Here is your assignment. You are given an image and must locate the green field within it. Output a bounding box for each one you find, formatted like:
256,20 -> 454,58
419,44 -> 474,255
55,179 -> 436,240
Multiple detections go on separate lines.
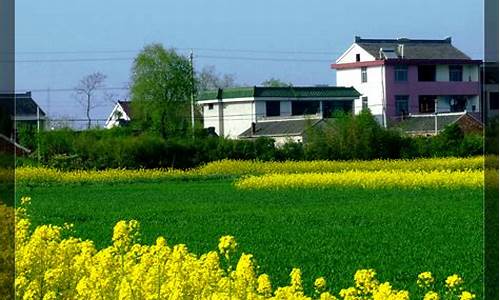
18,179 -> 483,296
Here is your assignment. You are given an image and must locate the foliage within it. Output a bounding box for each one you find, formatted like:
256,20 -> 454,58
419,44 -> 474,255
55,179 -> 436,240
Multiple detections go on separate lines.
33,110 -> 483,170
17,180 -> 483,297
234,170 -> 483,190
14,198 -> 478,299
304,110 -> 401,160
130,43 -> 193,138
261,78 -> 292,87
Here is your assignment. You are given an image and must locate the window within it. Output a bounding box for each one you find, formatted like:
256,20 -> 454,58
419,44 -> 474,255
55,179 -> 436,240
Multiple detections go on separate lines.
361,67 -> 368,83
394,65 -> 408,81
418,65 -> 436,81
322,100 -> 353,117
489,92 -> 499,110
449,65 -> 463,82
449,96 -> 467,112
208,103 -> 214,110
362,97 -> 368,110
395,95 -> 409,115
291,101 -> 320,115
419,96 -> 436,113
356,54 -> 361,62
265,101 -> 280,117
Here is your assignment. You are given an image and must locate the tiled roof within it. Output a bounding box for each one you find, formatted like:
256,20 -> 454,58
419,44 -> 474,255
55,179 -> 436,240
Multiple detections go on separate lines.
118,100 -> 132,118
198,86 -> 361,101
239,119 -> 322,138
391,113 -> 484,133
355,37 -> 471,60
0,92 -> 46,116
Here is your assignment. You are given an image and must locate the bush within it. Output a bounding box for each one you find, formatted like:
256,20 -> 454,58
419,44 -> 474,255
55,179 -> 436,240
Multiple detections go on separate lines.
35,112 -> 485,170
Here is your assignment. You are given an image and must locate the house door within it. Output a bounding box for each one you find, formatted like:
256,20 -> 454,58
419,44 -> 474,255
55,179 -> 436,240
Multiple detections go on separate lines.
419,96 -> 436,113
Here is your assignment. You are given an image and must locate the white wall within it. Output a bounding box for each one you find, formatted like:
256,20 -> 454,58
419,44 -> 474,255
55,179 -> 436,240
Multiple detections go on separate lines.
255,101 -> 266,119
466,96 -> 480,112
336,44 -> 376,64
436,65 -> 480,82
436,65 -> 449,81
105,104 -> 130,129
434,96 -> 480,113
202,103 -> 221,134
221,101 -> 255,138
463,65 -> 479,82
280,101 -> 292,116
336,66 -> 385,122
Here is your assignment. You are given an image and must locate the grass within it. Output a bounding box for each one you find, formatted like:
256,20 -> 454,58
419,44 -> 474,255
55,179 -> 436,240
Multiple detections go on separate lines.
17,180 -> 484,297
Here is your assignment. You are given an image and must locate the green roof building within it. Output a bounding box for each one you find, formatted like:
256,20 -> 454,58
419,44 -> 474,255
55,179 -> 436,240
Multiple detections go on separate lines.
196,86 -> 360,143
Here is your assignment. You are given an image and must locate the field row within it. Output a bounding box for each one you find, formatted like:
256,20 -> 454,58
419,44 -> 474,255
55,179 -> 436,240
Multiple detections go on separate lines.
14,199 -> 476,300
16,156 -> 485,185
235,170 -> 484,190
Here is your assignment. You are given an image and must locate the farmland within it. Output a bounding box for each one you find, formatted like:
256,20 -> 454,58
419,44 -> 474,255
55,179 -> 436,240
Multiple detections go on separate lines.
16,157 -> 484,298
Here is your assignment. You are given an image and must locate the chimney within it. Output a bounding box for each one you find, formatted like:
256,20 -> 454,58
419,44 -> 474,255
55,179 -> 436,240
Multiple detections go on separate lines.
251,122 -> 256,135
398,44 -> 405,58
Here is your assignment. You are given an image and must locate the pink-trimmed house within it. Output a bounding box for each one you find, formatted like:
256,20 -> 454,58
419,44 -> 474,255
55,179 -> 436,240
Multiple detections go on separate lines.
331,36 -> 482,126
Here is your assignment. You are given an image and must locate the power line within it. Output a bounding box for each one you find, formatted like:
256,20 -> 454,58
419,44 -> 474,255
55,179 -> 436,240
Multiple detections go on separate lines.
14,55 -> 333,64
16,47 -> 339,56
16,87 -> 129,93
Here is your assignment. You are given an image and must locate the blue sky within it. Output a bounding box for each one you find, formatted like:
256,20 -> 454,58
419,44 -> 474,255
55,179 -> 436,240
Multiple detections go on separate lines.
15,0 -> 484,122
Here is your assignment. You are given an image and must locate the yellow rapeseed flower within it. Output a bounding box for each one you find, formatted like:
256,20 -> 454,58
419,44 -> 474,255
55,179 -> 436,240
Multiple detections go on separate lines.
417,271 -> 435,288
423,291 -> 440,300
314,277 -> 327,293
459,291 -> 476,300
445,274 -> 463,290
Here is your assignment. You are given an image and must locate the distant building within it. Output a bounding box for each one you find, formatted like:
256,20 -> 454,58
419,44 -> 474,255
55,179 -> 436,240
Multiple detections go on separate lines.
0,91 -> 47,139
393,111 -> 483,136
196,86 -> 360,144
105,100 -> 132,129
332,36 -> 482,126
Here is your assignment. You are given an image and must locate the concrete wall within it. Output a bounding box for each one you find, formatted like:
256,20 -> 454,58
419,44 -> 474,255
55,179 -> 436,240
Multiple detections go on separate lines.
336,43 -> 376,64
435,64 -> 480,82
336,66 -> 385,123
106,104 -> 131,129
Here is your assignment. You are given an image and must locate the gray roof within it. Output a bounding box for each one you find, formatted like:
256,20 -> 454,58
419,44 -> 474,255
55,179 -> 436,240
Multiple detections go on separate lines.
355,36 -> 471,60
392,113 -> 482,133
0,92 -> 46,117
198,86 -> 361,101
239,119 -> 322,138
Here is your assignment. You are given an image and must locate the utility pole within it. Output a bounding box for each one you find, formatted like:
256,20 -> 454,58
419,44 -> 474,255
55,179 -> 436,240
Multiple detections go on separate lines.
189,49 -> 195,138
36,105 -> 41,163
434,99 -> 438,135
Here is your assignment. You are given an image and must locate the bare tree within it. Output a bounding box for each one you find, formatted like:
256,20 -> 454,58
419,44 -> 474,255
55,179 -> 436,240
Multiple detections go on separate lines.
197,65 -> 237,92
74,72 -> 106,129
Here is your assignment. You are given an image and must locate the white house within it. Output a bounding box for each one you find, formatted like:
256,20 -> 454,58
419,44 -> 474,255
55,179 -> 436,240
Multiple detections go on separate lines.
197,86 -> 360,144
105,100 -> 132,129
332,36 -> 482,126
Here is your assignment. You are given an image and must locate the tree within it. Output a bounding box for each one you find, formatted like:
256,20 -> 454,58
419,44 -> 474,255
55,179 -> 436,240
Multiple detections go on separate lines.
130,43 -> 193,138
197,65 -> 237,92
261,78 -> 292,87
74,72 -> 106,129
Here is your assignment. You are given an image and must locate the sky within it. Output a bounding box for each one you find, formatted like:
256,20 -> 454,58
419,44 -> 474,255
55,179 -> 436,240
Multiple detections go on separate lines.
15,0 -> 484,124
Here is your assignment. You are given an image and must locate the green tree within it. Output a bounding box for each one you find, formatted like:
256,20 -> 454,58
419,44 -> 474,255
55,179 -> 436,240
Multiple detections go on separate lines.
261,78 -> 292,87
130,43 -> 193,138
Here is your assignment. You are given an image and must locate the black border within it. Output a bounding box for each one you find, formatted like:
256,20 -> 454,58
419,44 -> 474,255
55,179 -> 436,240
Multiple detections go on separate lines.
0,0 -> 15,298
483,0 -> 499,299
